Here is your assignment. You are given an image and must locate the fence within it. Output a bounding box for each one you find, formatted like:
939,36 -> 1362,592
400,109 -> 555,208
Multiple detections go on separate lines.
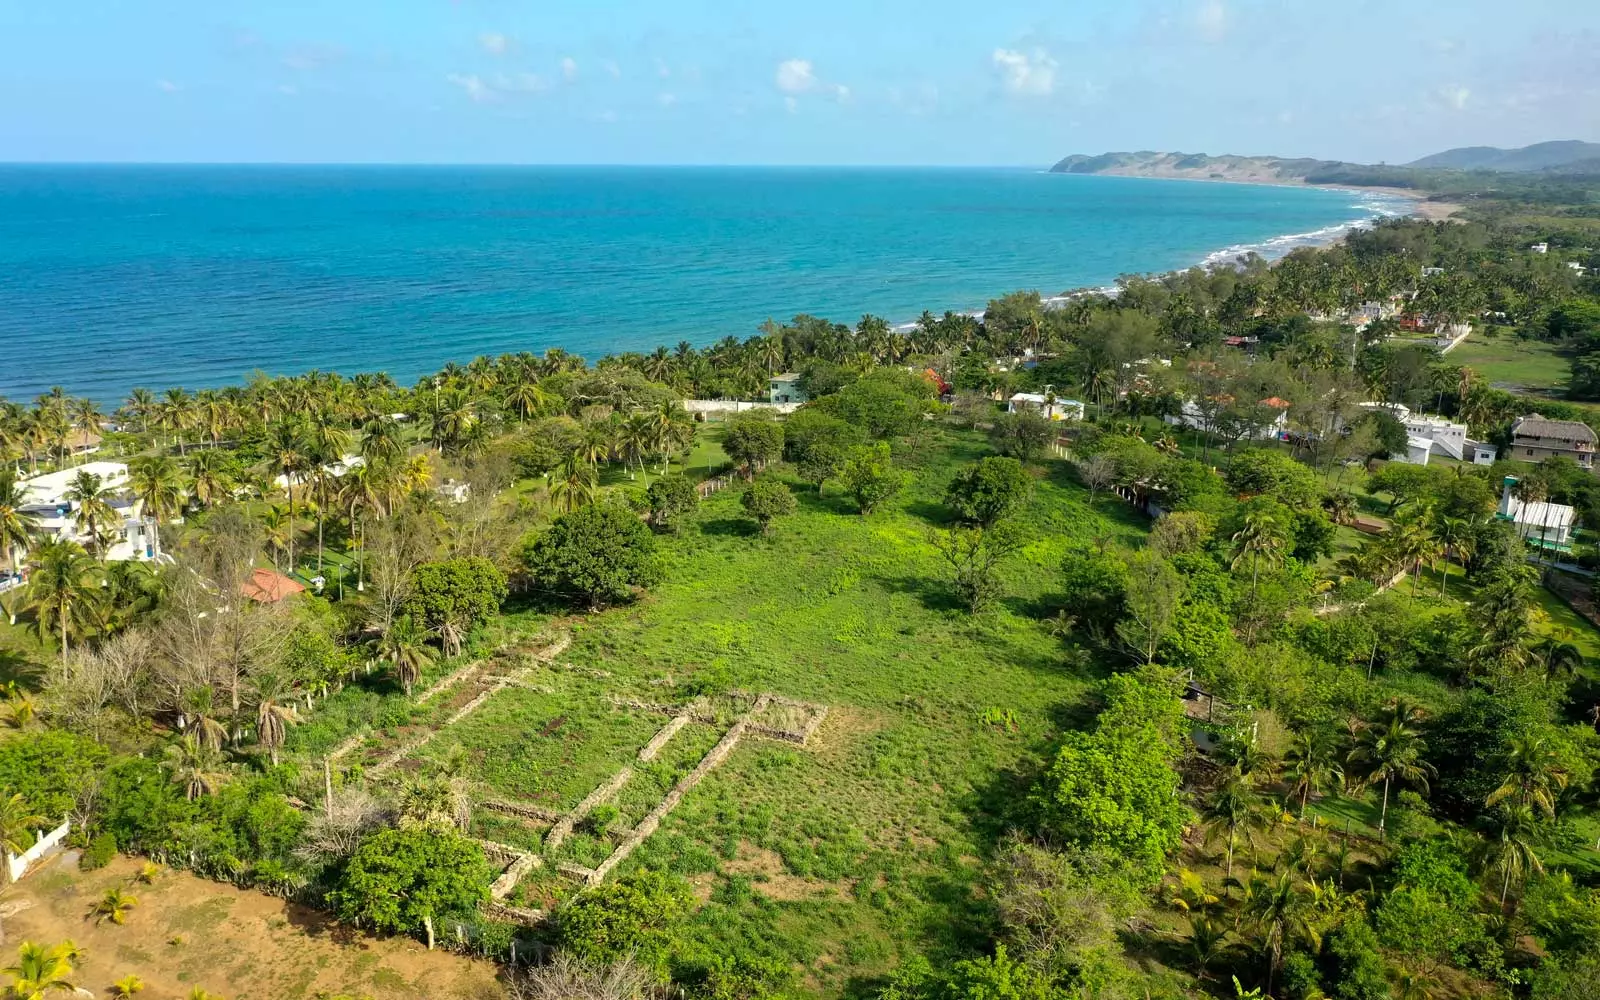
683,400 -> 802,416
7,819 -> 69,882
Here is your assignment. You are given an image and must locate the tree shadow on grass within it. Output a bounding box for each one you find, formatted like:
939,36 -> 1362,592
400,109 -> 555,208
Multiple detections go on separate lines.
870,573 -> 966,614
699,517 -> 756,538
904,500 -> 955,527
793,488 -> 860,517
0,649 -> 44,692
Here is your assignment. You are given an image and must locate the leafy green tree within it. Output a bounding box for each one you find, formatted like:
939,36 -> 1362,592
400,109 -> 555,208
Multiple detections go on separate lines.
1224,449 -> 1321,507
1057,545 -> 1129,642
838,443 -> 909,515
557,869 -> 694,977
930,522 -> 1024,613
1116,549 -> 1183,665
740,478 -> 796,536
945,457 -> 1032,527
1283,728 -> 1343,818
330,825 -> 491,948
1486,734 -> 1570,818
128,455 -> 187,526
815,369 -> 934,439
721,414 -> 784,476
402,557 -> 507,657
1244,872 -> 1320,998
0,471 -> 39,575
521,501 -> 663,610
988,411 -> 1054,464
644,475 -> 697,533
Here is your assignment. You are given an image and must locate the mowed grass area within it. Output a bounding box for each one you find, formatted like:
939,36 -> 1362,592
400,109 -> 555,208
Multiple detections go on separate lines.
496,427 -> 1152,994
1450,334 -> 1573,396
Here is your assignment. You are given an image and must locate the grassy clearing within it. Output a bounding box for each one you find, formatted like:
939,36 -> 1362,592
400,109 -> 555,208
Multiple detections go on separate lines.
1450,335 -> 1573,396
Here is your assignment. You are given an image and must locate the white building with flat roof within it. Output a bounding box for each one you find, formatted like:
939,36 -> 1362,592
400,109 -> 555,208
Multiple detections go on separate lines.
1359,402 -> 1486,463
17,462 -> 161,563
1008,393 -> 1084,421
1497,476 -> 1575,551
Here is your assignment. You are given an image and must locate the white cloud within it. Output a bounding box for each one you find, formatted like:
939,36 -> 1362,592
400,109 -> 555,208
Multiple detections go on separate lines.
784,95 -> 799,113
480,33 -> 511,56
496,72 -> 547,94
658,92 -> 678,107
603,59 -> 622,79
656,58 -> 671,79
561,57 -> 579,83
1436,85 -> 1471,110
597,109 -> 619,123
156,79 -> 181,93
1196,0 -> 1227,42
278,84 -> 299,97
992,48 -> 1056,97
447,73 -> 493,102
833,83 -> 851,103
775,58 -> 817,94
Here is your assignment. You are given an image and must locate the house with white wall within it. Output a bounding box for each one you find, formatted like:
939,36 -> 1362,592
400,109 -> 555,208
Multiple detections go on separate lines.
1008,393 -> 1084,421
1496,475 -> 1575,552
17,462 -> 161,563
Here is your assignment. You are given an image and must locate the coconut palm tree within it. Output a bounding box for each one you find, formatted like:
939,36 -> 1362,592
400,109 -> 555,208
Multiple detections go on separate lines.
252,672 -> 301,766
63,471 -> 120,555
108,974 -> 146,997
185,450 -> 234,509
162,733 -> 227,801
358,417 -> 404,468
376,617 -> 433,696
1283,728 -> 1344,818
2,941 -> 77,999
1434,514 -> 1470,597
127,455 -> 186,526
88,888 -> 137,926
266,419 -> 308,571
24,540 -> 102,661
1533,629 -> 1585,681
0,793 -> 46,885
157,387 -> 194,456
124,388 -> 156,435
1486,735 -> 1569,819
1244,871 -> 1320,997
549,452 -> 597,513
0,471 -> 39,575
1230,505 -> 1288,598
1201,771 -> 1264,883
1483,802 -> 1546,905
1346,699 -> 1435,838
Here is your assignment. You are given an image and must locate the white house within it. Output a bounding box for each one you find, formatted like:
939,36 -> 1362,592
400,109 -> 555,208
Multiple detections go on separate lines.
1421,266 -> 1446,277
1165,399 -> 1288,441
1569,261 -> 1589,277
1471,442 -> 1499,465
1007,393 -> 1085,422
16,462 -> 161,563
1358,402 -> 1493,464
273,454 -> 365,490
768,374 -> 807,406
1531,243 -> 1550,254
436,479 -> 472,505
1497,475 -> 1575,551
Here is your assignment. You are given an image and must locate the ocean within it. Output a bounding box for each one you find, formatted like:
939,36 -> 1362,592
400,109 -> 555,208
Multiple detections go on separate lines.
0,165 -> 1405,403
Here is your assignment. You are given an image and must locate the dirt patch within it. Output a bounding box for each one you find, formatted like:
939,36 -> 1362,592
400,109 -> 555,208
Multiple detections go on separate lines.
0,855 -> 501,1000
721,843 -> 841,902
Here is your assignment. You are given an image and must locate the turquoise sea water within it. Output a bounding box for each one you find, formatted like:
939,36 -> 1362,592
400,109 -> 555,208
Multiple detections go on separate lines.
0,166 -> 1403,403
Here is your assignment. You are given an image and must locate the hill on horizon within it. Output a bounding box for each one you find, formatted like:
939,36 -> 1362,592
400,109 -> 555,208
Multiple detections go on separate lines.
1406,140 -> 1600,172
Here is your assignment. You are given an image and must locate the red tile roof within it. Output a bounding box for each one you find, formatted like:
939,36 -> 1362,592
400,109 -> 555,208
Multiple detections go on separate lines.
241,567 -> 305,604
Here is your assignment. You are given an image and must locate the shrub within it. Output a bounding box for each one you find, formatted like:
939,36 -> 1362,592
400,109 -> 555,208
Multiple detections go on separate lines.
988,411 -> 1054,463
330,825 -> 492,941
645,475 -> 698,533
722,414 -> 784,475
81,831 -> 117,871
521,501 -> 663,611
945,456 -> 1032,526
838,443 -> 909,515
740,479 -> 797,535
557,869 -> 694,977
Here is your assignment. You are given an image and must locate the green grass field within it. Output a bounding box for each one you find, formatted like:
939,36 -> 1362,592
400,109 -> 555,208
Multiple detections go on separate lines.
1449,334 -> 1573,396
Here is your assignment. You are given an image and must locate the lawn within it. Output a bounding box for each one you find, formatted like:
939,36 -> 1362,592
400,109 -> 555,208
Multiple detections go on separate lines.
1450,334 -> 1573,397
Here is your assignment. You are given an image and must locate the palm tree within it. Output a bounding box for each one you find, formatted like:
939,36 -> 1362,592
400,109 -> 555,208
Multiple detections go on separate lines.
259,504 -> 294,573
1434,515 -> 1470,597
89,888 -> 138,926
127,455 -> 186,526
1283,729 -> 1344,818
376,617 -> 433,696
1483,802 -> 1546,905
1485,735 -> 1569,819
1533,629 -> 1585,681
1243,871 -> 1320,997
548,452 -> 597,513
2,941 -> 77,999
1201,772 -> 1263,883
1186,915 -> 1231,982
266,419 -> 308,571
162,733 -> 227,801
358,417 -> 404,468
252,673 -> 301,766
125,387 -> 156,435
1230,506 -> 1288,598
0,471 -> 39,575
24,540 -> 102,661
63,471 -> 120,555
185,450 -> 234,509
157,387 -> 193,456
0,794 -> 46,884
109,974 -> 146,997
1346,699 -> 1435,838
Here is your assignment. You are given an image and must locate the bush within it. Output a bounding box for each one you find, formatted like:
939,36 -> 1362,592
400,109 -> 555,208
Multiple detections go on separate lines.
741,478 -> 797,535
80,831 -> 117,871
330,825 -> 492,940
722,414 -> 784,475
945,456 -> 1032,526
838,443 -> 909,515
402,557 -> 508,650
988,411 -> 1054,463
521,501 -> 663,611
558,869 -> 695,978
645,475 -> 698,533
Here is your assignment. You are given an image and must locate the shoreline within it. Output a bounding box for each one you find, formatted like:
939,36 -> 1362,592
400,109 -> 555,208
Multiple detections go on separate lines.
1047,168 -> 1464,222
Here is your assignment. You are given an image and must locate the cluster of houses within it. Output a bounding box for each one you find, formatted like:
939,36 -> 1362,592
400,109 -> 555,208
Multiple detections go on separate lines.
1,461 -> 163,595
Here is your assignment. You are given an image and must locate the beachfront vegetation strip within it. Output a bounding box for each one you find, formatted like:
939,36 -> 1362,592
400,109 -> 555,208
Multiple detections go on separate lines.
1,173 -> 1600,1000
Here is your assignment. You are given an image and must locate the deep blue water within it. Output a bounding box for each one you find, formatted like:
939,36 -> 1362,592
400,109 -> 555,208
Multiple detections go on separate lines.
0,165 -> 1403,403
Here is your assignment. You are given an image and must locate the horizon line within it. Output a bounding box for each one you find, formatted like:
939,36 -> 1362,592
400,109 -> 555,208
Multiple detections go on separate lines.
0,160 -> 1050,170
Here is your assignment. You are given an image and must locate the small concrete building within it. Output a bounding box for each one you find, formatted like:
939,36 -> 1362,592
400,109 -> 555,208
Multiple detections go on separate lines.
1007,393 -> 1085,421
1497,476 -> 1576,552
768,373 -> 807,405
1471,442 -> 1499,465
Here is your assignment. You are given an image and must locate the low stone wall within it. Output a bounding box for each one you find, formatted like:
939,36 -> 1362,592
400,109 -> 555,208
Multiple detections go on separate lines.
544,766 -> 635,852
637,715 -> 691,762
483,800 -> 562,823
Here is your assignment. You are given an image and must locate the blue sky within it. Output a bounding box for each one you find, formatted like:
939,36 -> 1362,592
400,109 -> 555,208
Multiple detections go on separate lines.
0,0 -> 1595,165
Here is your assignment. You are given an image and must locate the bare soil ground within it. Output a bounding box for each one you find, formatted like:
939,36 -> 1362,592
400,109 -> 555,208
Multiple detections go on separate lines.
1,854 -> 502,1000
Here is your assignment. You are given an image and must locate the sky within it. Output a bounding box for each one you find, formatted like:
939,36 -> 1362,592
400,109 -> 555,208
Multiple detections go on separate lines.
0,0 -> 1596,166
